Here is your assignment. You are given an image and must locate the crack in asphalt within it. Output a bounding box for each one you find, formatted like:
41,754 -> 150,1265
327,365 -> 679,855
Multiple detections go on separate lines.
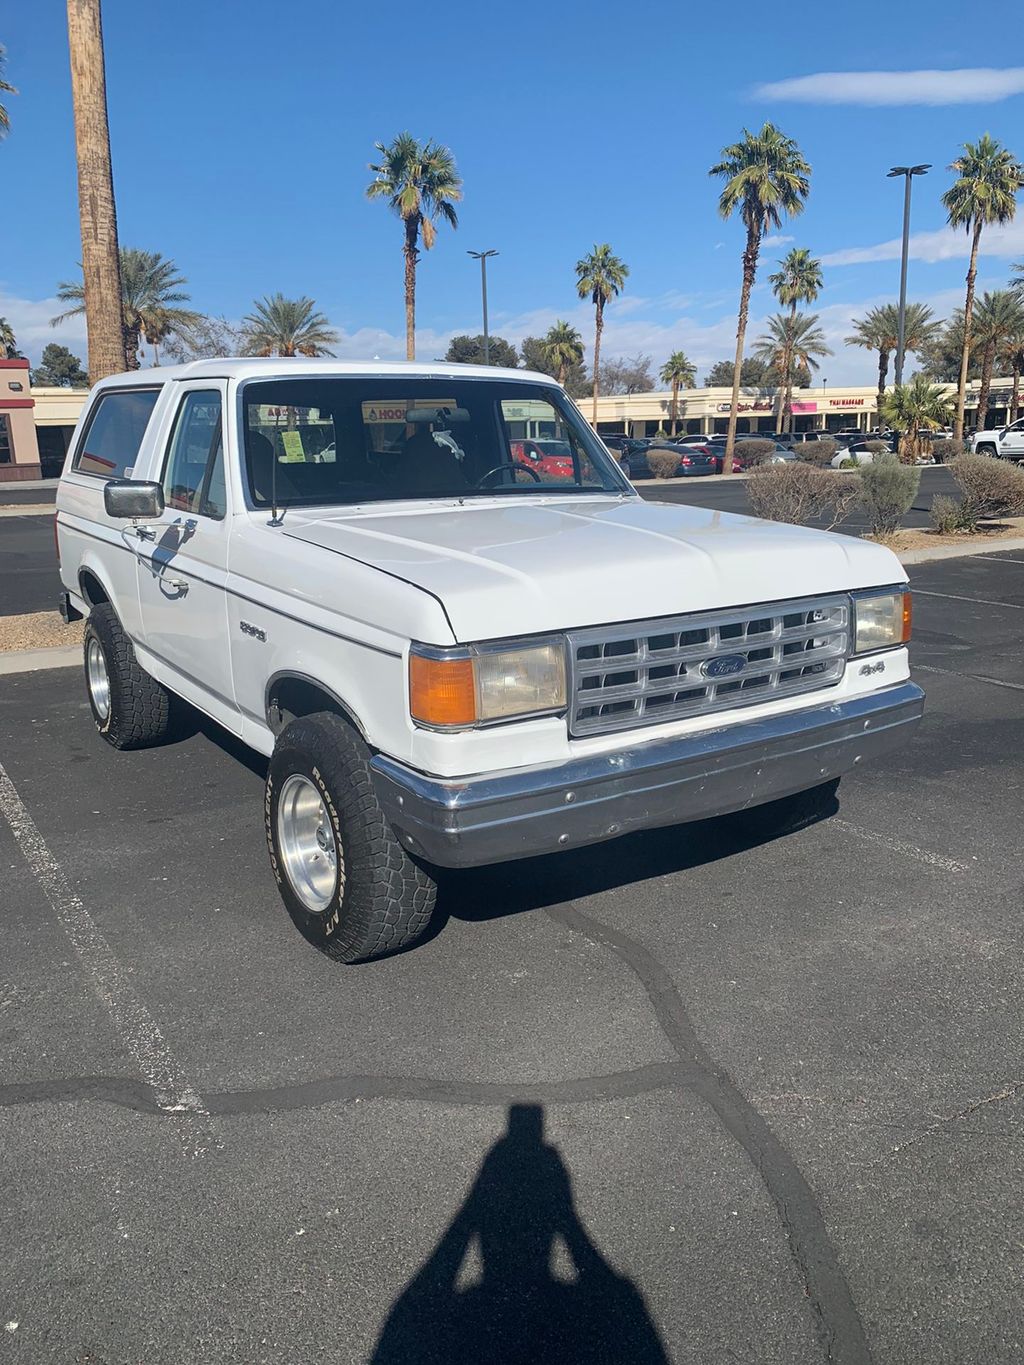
546,903 -> 874,1365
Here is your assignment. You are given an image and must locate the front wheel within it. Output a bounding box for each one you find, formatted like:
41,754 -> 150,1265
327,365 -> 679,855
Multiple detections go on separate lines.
975,443 -> 999,458
265,712 -> 437,963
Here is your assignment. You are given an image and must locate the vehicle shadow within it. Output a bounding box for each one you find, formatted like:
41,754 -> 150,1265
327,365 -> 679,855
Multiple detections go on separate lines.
370,1103 -> 669,1364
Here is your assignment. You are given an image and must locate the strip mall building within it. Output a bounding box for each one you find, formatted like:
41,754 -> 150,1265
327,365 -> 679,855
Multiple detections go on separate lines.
0,356 -> 1019,481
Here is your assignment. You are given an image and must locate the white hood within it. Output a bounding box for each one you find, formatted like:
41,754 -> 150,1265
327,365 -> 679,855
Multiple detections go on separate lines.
283,495 -> 905,643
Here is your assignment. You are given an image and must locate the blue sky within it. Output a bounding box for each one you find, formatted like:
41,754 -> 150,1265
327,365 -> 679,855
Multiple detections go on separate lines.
3,0 -> 1024,383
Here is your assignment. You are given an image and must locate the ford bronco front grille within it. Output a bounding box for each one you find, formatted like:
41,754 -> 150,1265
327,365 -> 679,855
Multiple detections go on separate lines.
567,595 -> 849,736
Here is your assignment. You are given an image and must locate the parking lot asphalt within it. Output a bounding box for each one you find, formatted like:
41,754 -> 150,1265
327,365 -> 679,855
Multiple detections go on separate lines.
1,552 -> 1023,1362
0,467 -> 959,619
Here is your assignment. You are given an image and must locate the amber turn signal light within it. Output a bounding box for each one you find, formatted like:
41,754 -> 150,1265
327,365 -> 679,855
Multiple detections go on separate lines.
409,653 -> 476,727
902,591 -> 912,642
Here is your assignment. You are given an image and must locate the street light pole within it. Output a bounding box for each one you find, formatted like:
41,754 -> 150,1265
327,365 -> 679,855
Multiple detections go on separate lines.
468,250 -> 498,364
887,164 -> 930,388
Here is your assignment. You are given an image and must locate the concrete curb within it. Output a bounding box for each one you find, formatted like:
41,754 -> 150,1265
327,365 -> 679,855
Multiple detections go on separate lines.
0,505 -> 54,517
0,646 -> 80,676
898,535 -> 1024,566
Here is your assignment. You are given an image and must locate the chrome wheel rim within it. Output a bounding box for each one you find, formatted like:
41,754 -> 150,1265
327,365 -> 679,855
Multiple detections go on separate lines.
86,637 -> 111,721
276,773 -> 341,914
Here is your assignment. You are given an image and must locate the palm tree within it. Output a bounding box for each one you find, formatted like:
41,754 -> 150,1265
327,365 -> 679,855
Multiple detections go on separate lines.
0,44 -> 17,139
64,0 -> 126,380
942,134 -> 1024,439
52,248 -> 200,369
366,133 -> 462,361
659,351 -> 697,434
880,376 -> 955,463
710,124 -> 810,467
575,245 -> 629,424
753,313 -> 831,405
971,290 -> 1024,430
1012,261 -> 1024,300
845,302 -> 939,424
240,294 -> 338,357
1001,332 -> 1024,423
541,321 -> 584,386
768,248 -> 822,428
0,317 -> 17,359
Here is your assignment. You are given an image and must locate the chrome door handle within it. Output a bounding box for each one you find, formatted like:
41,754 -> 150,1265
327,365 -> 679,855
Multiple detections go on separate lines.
166,577 -> 188,590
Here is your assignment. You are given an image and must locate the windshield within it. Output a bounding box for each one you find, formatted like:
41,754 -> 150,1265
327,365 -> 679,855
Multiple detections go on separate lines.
240,377 -> 629,508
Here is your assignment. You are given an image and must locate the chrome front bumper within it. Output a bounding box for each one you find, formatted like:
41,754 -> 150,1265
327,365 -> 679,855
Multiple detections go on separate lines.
370,681 -> 924,869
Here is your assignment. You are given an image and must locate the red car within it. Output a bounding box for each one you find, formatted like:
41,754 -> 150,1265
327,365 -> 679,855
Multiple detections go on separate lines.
510,439 -> 575,480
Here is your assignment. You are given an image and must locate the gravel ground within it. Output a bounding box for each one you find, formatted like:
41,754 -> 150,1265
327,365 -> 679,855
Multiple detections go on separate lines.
0,611 -> 84,652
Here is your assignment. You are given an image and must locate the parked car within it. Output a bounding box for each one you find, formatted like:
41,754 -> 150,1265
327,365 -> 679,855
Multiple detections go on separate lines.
645,444 -> 721,477
510,438 -> 575,480
971,418 -> 1024,462
56,359 -> 923,963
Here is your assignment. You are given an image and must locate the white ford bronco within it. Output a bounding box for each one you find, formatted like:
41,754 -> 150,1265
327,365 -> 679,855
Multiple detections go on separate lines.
56,360 -> 923,962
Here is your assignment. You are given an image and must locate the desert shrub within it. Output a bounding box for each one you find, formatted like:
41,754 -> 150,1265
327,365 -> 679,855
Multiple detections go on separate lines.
859,454 -> 921,537
948,453 -> 1024,529
737,438 -> 778,467
930,437 -> 965,464
929,493 -> 967,535
746,462 -> 860,529
839,456 -> 860,469
795,437 -> 838,466
646,446 -> 681,479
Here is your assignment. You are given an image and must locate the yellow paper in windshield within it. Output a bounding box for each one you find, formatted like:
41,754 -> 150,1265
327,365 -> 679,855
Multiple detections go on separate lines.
281,430 -> 306,462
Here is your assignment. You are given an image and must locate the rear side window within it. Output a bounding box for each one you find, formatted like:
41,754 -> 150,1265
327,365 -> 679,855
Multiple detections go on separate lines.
73,388 -> 161,478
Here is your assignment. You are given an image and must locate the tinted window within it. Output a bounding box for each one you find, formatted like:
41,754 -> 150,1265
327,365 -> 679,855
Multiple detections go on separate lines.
73,389 -> 160,478
162,390 -> 226,519
0,414 -> 11,465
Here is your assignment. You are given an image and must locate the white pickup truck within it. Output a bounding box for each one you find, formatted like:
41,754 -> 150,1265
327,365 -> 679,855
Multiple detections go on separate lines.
56,360 -> 923,962
971,417 -> 1024,461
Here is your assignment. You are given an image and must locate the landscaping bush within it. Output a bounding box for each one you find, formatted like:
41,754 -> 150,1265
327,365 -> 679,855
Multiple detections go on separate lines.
948,453 -> 1024,529
929,493 -> 966,535
839,456 -> 860,469
646,446 -> 681,479
746,462 -> 859,530
795,437 -> 838,466
930,437 -> 965,464
736,438 -> 778,467
859,454 -> 921,538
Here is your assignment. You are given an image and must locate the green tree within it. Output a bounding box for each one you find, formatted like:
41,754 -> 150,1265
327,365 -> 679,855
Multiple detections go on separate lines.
704,356 -> 770,388
31,343 -> 88,387
240,294 -> 338,357
541,320 -> 585,386
709,123 -> 811,467
916,309 -> 980,383
520,335 -> 588,396
659,351 -> 697,434
575,244 -> 629,424
970,290 -> 1024,430
880,375 -> 955,462
0,316 -> 20,359
366,133 -> 462,361
942,134 -> 1024,438
1012,261 -> 1024,300
752,314 -> 831,408
0,44 -> 17,139
845,303 -> 939,422
767,247 -> 822,429
52,247 -> 200,369
443,334 -> 519,367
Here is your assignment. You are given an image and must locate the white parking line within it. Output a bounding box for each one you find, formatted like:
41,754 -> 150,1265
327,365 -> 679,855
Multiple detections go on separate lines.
833,820 -> 970,875
915,663 -> 1024,694
0,761 -> 205,1116
912,588 -> 1024,611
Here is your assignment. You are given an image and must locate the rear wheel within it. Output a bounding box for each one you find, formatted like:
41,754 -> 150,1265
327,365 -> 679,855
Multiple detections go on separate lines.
265,712 -> 437,963
83,604 -> 172,750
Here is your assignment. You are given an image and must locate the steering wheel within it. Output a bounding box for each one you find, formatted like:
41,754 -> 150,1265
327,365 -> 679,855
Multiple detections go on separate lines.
475,461 -> 542,487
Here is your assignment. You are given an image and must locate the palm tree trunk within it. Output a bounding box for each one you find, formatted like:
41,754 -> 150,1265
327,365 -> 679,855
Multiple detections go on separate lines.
725,225 -> 759,470
954,220 -> 983,440
403,215 -> 418,361
876,347 -> 890,428
670,379 -> 679,435
123,322 -> 140,370
66,0 -> 126,381
557,360 -> 567,386
783,300 -> 798,433
591,298 -> 603,426
976,343 -> 995,432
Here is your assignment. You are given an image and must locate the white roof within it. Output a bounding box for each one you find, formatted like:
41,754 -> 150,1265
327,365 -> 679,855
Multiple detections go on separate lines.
95,357 -> 558,388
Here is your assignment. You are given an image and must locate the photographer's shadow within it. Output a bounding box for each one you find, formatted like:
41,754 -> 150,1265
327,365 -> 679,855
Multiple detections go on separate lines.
371,1104 -> 669,1364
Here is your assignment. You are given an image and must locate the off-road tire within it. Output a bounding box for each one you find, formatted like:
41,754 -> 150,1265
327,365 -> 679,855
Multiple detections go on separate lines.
976,443 -> 999,458
265,712 -> 437,963
736,777 -> 841,841
83,604 -> 172,750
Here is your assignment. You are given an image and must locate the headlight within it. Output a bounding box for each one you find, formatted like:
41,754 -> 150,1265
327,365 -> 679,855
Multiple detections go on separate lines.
854,590 -> 912,653
409,641 -> 567,728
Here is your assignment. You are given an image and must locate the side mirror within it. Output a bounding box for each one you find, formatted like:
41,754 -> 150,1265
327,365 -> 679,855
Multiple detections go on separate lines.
104,479 -> 164,519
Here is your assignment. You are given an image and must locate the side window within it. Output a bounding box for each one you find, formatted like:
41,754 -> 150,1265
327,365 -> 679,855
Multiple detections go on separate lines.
0,414 -> 12,465
162,390 -> 226,519
73,388 -> 160,478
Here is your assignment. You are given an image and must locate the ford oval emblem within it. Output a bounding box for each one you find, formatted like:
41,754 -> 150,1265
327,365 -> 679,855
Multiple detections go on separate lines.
701,654 -> 746,679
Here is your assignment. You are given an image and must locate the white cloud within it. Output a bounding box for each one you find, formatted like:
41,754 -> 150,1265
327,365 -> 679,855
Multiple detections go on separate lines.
0,286 -> 87,363
762,235 -> 795,248
754,67 -> 1024,106
822,220 -> 1024,267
